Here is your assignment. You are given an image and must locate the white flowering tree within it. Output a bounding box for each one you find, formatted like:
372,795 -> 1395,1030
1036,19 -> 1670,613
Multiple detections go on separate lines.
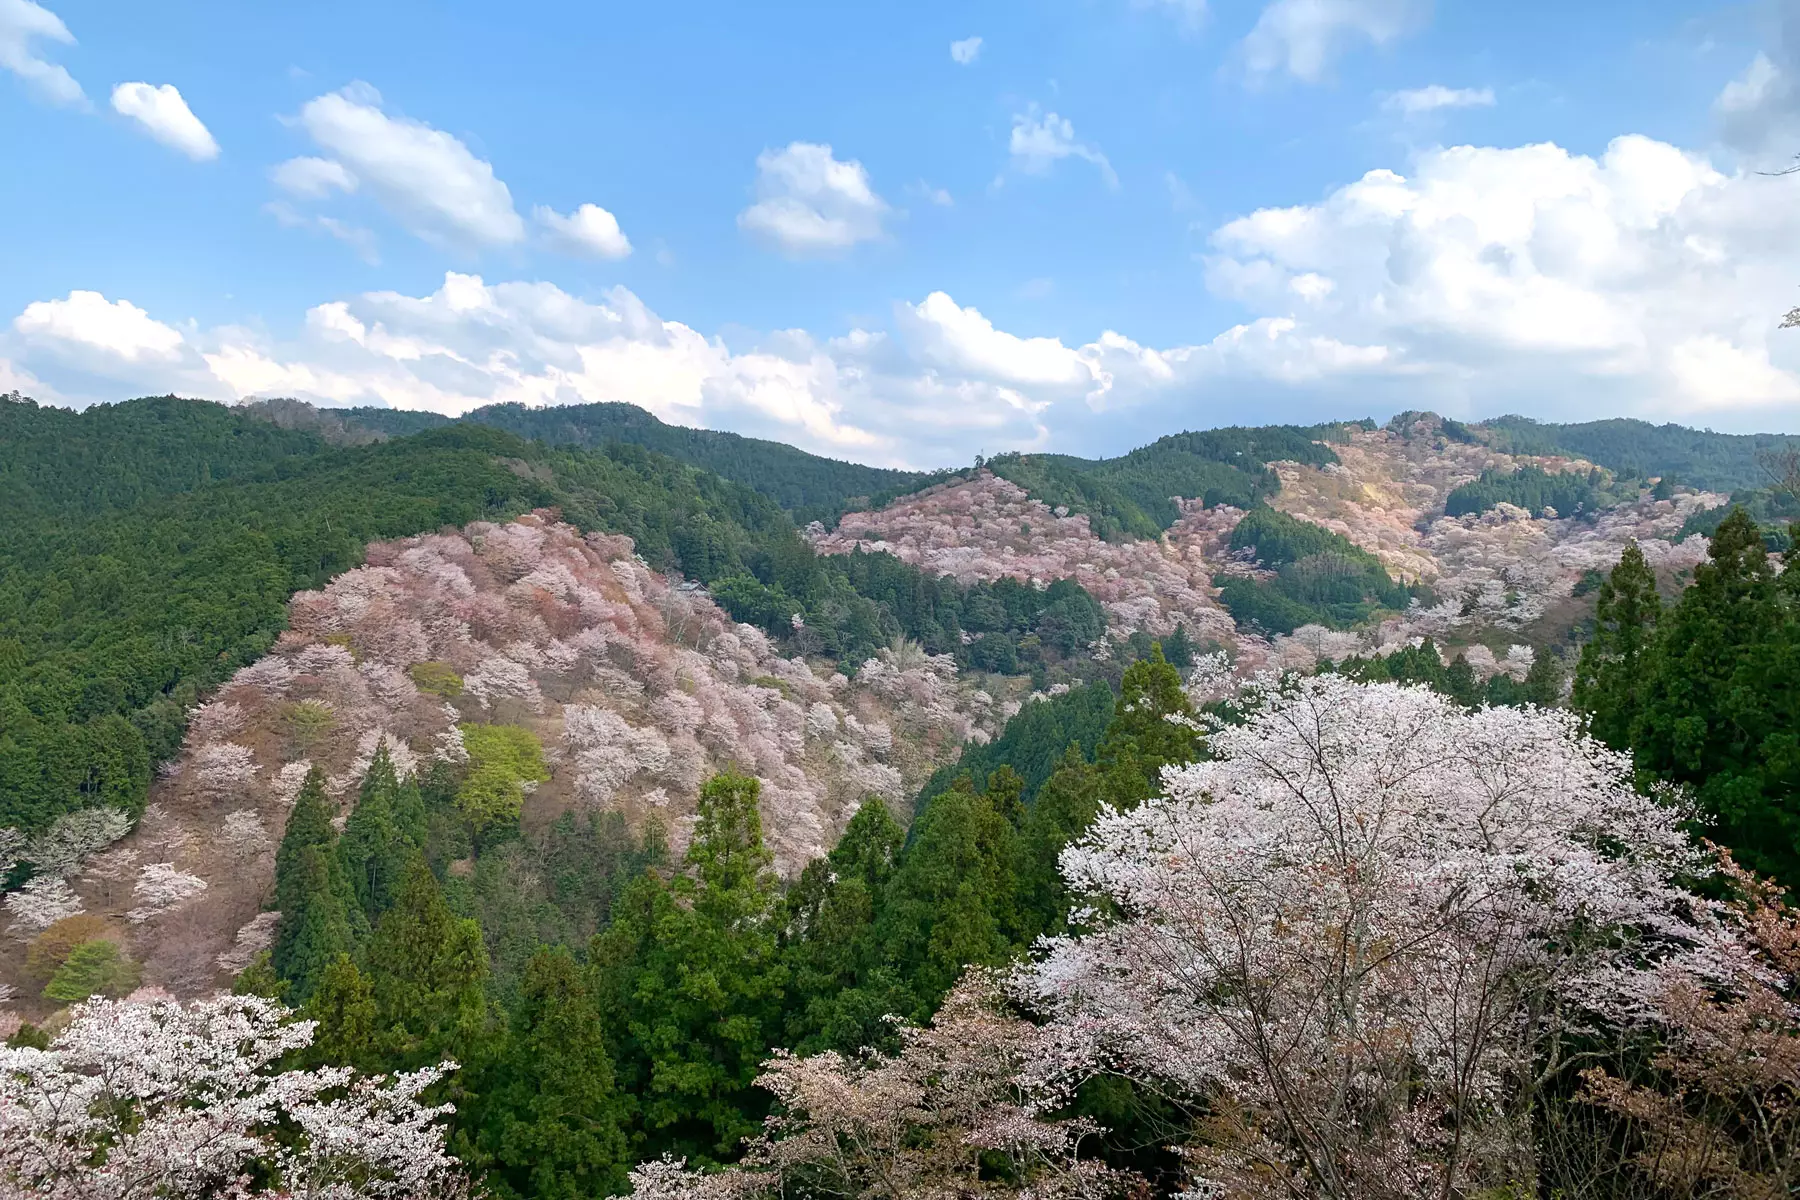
0,994 -> 471,1199
1024,675 -> 1732,1200
628,971 -> 1135,1200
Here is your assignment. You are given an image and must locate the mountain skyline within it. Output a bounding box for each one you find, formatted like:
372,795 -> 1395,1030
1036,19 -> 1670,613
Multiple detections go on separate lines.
4,0 -> 1800,469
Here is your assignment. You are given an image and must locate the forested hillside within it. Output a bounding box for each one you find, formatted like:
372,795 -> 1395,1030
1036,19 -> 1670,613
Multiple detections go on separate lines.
340,400 -> 925,525
6,392 -> 1800,1200
1482,414 -> 1800,491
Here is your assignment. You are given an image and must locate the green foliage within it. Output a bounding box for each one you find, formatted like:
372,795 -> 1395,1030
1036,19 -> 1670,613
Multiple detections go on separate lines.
1444,465 -> 1606,519
42,938 -> 139,1002
363,858 -> 493,1070
272,767 -> 363,1002
913,679 -> 1115,813
338,746 -> 428,922
1217,506 -> 1417,633
408,662 -> 465,698
1082,425 -> 1338,526
1679,487 -> 1800,552
1094,648 -> 1202,809
456,725 -> 549,837
463,947 -> 631,1200
910,426 -> 1338,542
986,453 -> 1162,541
591,772 -> 786,1162
346,400 -> 925,527
1613,510 -> 1800,885
777,798 -> 907,1054
1482,414 -> 1800,492
305,953 -> 377,1068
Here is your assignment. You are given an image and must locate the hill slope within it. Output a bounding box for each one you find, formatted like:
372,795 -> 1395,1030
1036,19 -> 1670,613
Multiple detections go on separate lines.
341,401 -> 925,524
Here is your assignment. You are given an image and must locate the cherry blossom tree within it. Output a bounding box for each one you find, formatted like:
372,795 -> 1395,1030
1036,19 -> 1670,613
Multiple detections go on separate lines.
5,877 -> 85,934
1025,674 -> 1733,1200
0,994 -> 471,1198
127,863 -> 208,924
628,971 -> 1136,1200
25,808 -> 133,879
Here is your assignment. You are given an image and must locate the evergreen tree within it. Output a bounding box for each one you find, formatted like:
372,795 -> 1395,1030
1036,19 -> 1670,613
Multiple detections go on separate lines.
1572,541 -> 1661,748
272,852 -> 355,1004
365,857 -> 492,1071
1095,647 -> 1201,808
338,745 -> 419,922
306,952 -> 376,1068
1444,654 -> 1481,708
1018,745 -> 1108,940
42,939 -> 138,1002
778,798 -> 906,1053
1524,645 -> 1565,708
1631,510 -> 1800,883
872,770 -> 1022,1019
467,947 -> 631,1200
591,771 -> 786,1162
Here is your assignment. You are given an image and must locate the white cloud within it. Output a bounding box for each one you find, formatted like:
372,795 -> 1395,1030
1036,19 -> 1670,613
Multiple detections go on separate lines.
16,125 -> 1800,462
15,291 -> 185,362
111,82 -> 219,160
266,201 -> 379,263
1243,0 -> 1429,84
1383,84 -> 1494,116
1716,27 -> 1800,168
908,180 -> 954,207
292,83 -> 524,247
271,156 -> 357,198
535,203 -> 632,259
1008,108 -> 1118,188
0,0 -> 81,106
950,35 -> 982,65
1201,133 -> 1800,422
903,292 -> 1095,388
738,142 -> 889,256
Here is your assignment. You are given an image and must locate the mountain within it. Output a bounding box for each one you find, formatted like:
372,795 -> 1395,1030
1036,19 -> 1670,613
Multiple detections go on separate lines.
339,400 -> 926,525
1481,415 -> 1800,491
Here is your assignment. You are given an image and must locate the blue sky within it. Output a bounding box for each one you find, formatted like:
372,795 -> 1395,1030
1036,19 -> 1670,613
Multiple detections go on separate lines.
3,0 -> 1798,467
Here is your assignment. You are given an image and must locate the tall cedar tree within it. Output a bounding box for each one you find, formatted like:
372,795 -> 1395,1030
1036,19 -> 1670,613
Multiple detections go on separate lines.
872,768 -> 1025,1020
464,946 -> 631,1200
778,797 -> 908,1054
363,857 -> 492,1072
1630,509 -> 1800,883
337,745 -> 427,923
1572,541 -> 1661,748
305,952 -> 377,1069
1095,646 -> 1202,809
271,766 -> 363,1001
591,771 -> 786,1163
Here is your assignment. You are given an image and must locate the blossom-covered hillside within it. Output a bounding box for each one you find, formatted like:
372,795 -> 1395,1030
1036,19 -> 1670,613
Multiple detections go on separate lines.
810,418 -> 1722,675
0,513 -> 1006,1000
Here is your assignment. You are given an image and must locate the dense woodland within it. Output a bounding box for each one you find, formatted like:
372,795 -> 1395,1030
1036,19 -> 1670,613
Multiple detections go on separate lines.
5,392 -> 1800,1199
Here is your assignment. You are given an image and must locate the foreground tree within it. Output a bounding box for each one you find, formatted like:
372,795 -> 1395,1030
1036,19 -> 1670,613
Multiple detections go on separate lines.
0,994 -> 470,1198
1025,675 -> 1730,1200
1577,851 -> 1800,1200
628,971 -> 1136,1200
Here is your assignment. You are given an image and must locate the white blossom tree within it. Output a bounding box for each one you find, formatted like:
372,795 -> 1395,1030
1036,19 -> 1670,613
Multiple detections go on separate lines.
25,807 -> 133,878
4,876 -> 85,933
629,971 -> 1135,1200
126,863 -> 208,924
0,994 -> 471,1199
1024,675 -> 1733,1200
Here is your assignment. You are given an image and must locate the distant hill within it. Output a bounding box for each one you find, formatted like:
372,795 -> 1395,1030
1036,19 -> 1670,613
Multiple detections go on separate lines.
341,401 -> 924,525
1481,416 -> 1800,492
